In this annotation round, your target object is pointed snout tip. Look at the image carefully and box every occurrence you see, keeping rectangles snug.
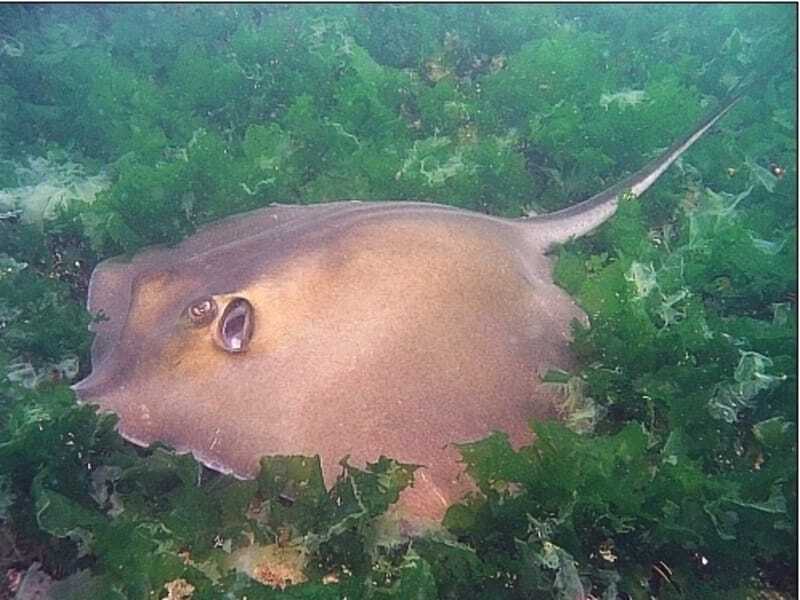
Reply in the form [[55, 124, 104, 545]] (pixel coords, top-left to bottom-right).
[[70, 376, 89, 392], [70, 374, 101, 399]]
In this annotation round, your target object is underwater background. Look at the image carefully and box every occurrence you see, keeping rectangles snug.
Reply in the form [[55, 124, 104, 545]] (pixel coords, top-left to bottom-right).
[[0, 4, 796, 599]]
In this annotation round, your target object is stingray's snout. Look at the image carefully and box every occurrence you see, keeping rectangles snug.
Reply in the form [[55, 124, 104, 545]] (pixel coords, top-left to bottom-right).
[[71, 369, 112, 402], [70, 378, 89, 394]]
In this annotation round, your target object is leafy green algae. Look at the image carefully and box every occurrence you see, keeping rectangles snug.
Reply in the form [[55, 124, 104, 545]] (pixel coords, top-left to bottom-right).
[[0, 4, 795, 599]]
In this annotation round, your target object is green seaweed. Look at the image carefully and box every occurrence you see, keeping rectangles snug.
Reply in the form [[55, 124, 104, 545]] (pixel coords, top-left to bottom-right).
[[0, 5, 795, 599]]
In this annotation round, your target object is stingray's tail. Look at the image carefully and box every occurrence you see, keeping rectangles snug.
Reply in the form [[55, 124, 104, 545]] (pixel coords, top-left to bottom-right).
[[523, 92, 742, 250]]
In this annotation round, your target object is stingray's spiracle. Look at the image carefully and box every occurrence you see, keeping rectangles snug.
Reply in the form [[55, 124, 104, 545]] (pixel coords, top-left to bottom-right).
[[219, 298, 254, 353]]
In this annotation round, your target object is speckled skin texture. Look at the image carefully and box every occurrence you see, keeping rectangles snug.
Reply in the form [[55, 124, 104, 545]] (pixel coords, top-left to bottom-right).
[[73, 201, 584, 522]]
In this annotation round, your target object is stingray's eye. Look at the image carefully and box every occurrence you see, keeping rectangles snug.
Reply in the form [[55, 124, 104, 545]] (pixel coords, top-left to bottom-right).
[[187, 298, 217, 325], [218, 298, 254, 353]]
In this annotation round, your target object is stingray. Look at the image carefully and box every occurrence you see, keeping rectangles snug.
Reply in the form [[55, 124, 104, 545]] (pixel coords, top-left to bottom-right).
[[72, 98, 738, 524]]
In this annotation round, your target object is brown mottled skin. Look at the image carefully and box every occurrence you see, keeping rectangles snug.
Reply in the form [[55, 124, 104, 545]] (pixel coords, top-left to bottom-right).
[[73, 97, 739, 524]]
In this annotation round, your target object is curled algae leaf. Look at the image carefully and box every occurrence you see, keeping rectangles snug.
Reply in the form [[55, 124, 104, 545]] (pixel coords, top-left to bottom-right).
[[599, 89, 647, 110], [709, 351, 786, 423]]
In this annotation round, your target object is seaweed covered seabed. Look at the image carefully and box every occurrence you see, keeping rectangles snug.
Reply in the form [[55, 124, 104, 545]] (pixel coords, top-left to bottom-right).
[[0, 5, 796, 599]]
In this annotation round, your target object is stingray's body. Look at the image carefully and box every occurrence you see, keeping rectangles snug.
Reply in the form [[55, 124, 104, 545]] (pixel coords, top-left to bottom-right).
[[73, 98, 738, 523]]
